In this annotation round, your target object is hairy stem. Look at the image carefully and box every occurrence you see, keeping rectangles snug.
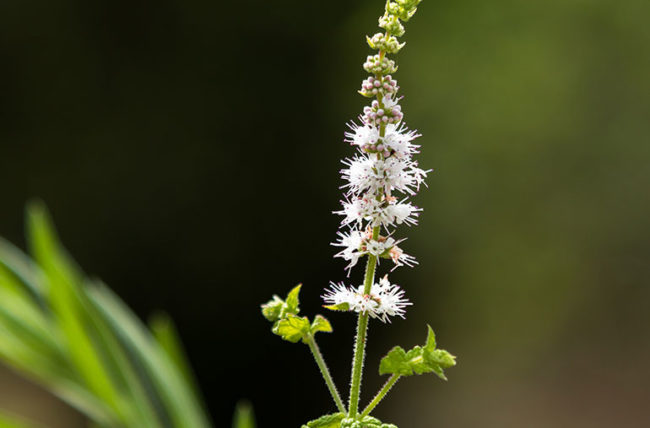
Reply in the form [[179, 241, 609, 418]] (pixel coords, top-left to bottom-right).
[[348, 233, 380, 419], [306, 334, 347, 414], [360, 374, 401, 418]]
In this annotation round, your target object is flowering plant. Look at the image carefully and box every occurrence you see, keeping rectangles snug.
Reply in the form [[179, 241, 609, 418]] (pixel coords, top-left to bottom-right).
[[261, 1, 456, 426]]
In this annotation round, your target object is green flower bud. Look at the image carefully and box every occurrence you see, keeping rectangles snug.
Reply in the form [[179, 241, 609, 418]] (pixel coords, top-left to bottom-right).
[[378, 13, 405, 37], [396, 0, 422, 9], [363, 54, 398, 75], [386, 1, 417, 22], [366, 32, 405, 54]]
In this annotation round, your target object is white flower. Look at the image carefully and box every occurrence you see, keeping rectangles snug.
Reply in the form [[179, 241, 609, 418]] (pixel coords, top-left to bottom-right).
[[336, 196, 383, 227], [372, 276, 412, 321], [332, 230, 366, 270], [389, 244, 418, 269], [337, 196, 421, 230], [384, 201, 421, 226], [382, 94, 400, 110], [322, 277, 411, 323], [382, 123, 420, 158], [381, 157, 428, 196], [340, 155, 378, 195], [341, 155, 428, 197], [333, 231, 415, 271], [345, 123, 380, 148]]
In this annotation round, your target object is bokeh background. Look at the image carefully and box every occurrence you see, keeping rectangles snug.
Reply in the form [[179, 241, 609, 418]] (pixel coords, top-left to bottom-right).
[[1, 0, 649, 426]]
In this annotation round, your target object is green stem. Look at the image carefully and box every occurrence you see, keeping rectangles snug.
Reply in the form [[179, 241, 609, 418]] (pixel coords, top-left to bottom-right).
[[347, 26, 393, 421], [306, 334, 347, 414], [360, 374, 401, 418], [348, 239, 379, 419]]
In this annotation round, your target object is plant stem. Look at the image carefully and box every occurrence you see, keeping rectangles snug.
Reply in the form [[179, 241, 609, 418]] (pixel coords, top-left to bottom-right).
[[348, 29, 391, 421], [348, 237, 379, 419], [360, 374, 401, 418], [306, 334, 347, 414]]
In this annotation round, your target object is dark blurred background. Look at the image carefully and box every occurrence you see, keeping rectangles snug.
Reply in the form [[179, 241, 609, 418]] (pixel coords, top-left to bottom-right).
[[1, 0, 649, 426]]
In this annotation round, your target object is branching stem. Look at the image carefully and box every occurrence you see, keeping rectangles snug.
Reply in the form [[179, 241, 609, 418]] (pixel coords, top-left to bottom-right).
[[360, 374, 401, 418], [306, 334, 347, 414]]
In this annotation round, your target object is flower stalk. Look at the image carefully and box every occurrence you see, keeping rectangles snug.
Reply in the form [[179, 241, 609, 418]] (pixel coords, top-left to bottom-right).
[[347, 251, 378, 418], [361, 374, 401, 418], [306, 334, 347, 414]]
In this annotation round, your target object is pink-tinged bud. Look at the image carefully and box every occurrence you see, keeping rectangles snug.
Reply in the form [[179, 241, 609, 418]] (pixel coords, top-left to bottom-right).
[[368, 76, 375, 82], [383, 83, 390, 90], [392, 108, 400, 116], [383, 150, 391, 157], [377, 109, 384, 116], [364, 106, 372, 113], [374, 80, 381, 87], [382, 116, 388, 123], [371, 100, 379, 108], [376, 144, 384, 151], [372, 88, 378, 94]]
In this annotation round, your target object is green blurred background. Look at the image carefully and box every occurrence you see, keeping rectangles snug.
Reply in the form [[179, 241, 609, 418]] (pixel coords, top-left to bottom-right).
[[1, 0, 649, 426]]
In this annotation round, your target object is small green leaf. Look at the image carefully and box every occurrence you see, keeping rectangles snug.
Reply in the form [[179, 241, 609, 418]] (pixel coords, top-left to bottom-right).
[[261, 285, 302, 322], [310, 315, 333, 335], [423, 325, 436, 352], [260, 296, 284, 322], [272, 315, 310, 343], [302, 413, 345, 428], [323, 302, 350, 312], [379, 326, 456, 380]]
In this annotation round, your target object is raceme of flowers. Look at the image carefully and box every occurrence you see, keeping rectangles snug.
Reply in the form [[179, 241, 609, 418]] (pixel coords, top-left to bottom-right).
[[324, 20, 430, 322]]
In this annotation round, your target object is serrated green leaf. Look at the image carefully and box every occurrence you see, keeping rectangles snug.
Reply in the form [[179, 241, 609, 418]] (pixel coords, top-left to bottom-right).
[[379, 347, 411, 376], [303, 413, 345, 428], [310, 315, 333, 335], [404, 347, 435, 375], [379, 326, 456, 380], [323, 302, 350, 312], [285, 284, 301, 315], [261, 285, 302, 323], [272, 315, 310, 343]]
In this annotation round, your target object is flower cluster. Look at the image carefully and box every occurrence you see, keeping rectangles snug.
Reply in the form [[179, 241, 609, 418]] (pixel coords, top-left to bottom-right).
[[325, 0, 427, 322], [323, 276, 411, 323]]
